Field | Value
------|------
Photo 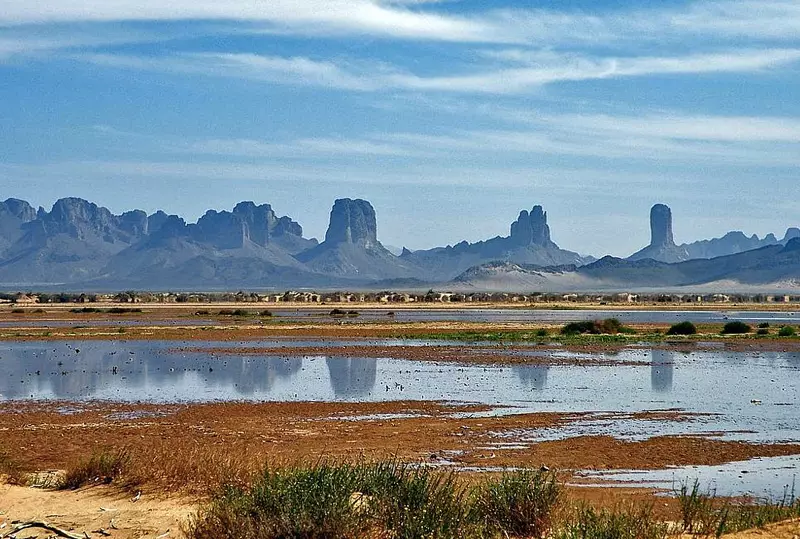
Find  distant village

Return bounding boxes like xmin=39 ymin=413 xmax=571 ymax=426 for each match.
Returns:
xmin=3 ymin=290 xmax=798 ymax=305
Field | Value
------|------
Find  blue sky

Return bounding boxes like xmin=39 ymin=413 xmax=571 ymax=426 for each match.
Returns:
xmin=1 ymin=0 xmax=798 ymax=257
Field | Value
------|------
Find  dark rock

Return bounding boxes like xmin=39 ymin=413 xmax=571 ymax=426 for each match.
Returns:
xmin=192 ymin=210 xmax=246 ymax=250
xmin=1 ymin=198 xmax=36 ymax=222
xmin=509 ymin=205 xmax=554 ymax=247
xmin=649 ymin=203 xmax=674 ymax=247
xmin=147 ymin=211 xmax=170 ymax=234
xmin=629 ymin=204 xmax=689 ymax=263
xmin=324 ymin=198 xmax=378 ymax=246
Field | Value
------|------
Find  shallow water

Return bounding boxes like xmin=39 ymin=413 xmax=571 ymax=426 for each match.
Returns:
xmin=1 ymin=341 xmax=797 ymax=442
xmin=577 ymin=455 xmax=800 ymax=499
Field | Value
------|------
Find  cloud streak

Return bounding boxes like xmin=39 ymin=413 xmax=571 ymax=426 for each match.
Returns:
xmin=77 ymin=48 xmax=800 ymax=94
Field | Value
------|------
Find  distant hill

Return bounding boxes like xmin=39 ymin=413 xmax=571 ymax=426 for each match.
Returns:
xmin=629 ymin=203 xmax=796 ymax=263
xmin=400 ymin=205 xmax=588 ymax=281
xmin=452 ymin=239 xmax=800 ymax=292
xmin=0 ymin=196 xmax=797 ymax=291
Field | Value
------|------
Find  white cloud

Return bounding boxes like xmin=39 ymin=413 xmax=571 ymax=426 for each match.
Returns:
xmin=0 ymin=0 xmax=501 ymax=43
xmin=2 ymin=0 xmax=799 ymax=45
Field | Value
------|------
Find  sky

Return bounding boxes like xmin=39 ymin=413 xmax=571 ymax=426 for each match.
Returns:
xmin=1 ymin=0 xmax=799 ymax=257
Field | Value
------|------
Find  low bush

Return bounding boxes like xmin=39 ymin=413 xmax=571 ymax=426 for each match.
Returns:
xmin=561 ymin=318 xmax=630 ymax=335
xmin=60 ymin=448 xmax=131 ymax=490
xmin=10 ymin=308 xmax=25 ymax=314
xmin=232 ymin=309 xmax=250 ymax=316
xmin=536 ymin=328 xmax=549 ymax=337
xmin=217 ymin=309 xmax=234 ymax=315
xmin=779 ymin=326 xmax=796 ymax=337
xmin=330 ymin=308 xmax=348 ymax=316
xmin=666 ymin=321 xmax=697 ymax=335
xmin=756 ymin=328 xmax=770 ymax=335
xmin=758 ymin=322 xmax=771 ymax=329
xmin=259 ymin=310 xmax=273 ymax=317
xmin=721 ymin=321 xmax=751 ymax=334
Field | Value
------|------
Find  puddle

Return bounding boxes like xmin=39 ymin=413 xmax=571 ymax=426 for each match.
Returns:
xmin=576 ymin=455 xmax=800 ymax=500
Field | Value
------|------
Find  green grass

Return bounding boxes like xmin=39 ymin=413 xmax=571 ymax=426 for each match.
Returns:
xmin=186 ymin=461 xmax=562 ymax=539
xmin=678 ymin=481 xmax=800 ymax=536
xmin=473 ymin=469 xmax=560 ymax=538
xmin=555 ymin=504 xmax=669 ymax=539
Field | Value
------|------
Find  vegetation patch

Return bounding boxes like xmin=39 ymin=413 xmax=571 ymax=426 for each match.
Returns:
xmin=186 ymin=461 xmax=561 ymax=539
xmin=678 ymin=481 xmax=800 ymax=536
xmin=721 ymin=321 xmax=752 ymax=334
xmin=60 ymin=448 xmax=132 ymax=490
xmin=779 ymin=325 xmax=796 ymax=337
xmin=555 ymin=504 xmax=669 ymax=539
xmin=666 ymin=321 xmax=697 ymax=335
xmin=560 ymin=318 xmax=634 ymax=335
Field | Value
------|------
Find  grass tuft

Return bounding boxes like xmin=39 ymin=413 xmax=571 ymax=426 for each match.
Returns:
xmin=678 ymin=480 xmax=800 ymax=536
xmin=60 ymin=448 xmax=132 ymax=490
xmin=555 ymin=504 xmax=669 ymax=539
xmin=474 ymin=469 xmax=561 ymax=538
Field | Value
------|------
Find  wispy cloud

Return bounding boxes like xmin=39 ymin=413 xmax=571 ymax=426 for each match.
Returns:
xmin=77 ymin=48 xmax=800 ymax=94
xmin=158 ymin=110 xmax=800 ymax=166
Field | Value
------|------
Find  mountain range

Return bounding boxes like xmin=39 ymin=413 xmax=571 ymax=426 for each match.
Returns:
xmin=0 ymin=196 xmax=797 ymax=291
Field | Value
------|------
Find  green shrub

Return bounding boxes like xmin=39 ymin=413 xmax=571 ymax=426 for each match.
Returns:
xmin=474 ymin=469 xmax=560 ymax=538
xmin=758 ymin=322 xmax=770 ymax=329
xmin=561 ymin=318 xmax=629 ymax=335
xmin=217 ymin=309 xmax=234 ymax=315
xmin=232 ymin=309 xmax=250 ymax=316
xmin=666 ymin=321 xmax=697 ymax=335
xmin=536 ymin=328 xmax=549 ymax=337
xmin=721 ymin=321 xmax=751 ymax=334
xmin=779 ymin=326 xmax=796 ymax=337
xmin=10 ymin=308 xmax=25 ymax=314
xmin=330 ymin=308 xmax=348 ymax=316
xmin=259 ymin=310 xmax=273 ymax=317
xmin=756 ymin=328 xmax=769 ymax=335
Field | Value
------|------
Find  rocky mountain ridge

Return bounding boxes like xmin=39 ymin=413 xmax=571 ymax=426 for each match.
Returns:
xmin=0 ymin=196 xmax=797 ymax=290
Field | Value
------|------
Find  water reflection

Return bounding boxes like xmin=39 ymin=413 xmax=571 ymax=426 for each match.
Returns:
xmin=650 ymin=350 xmax=674 ymax=392
xmin=0 ymin=341 xmax=302 ymax=400
xmin=326 ymin=358 xmax=377 ymax=397
xmin=515 ymin=365 xmax=549 ymax=390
